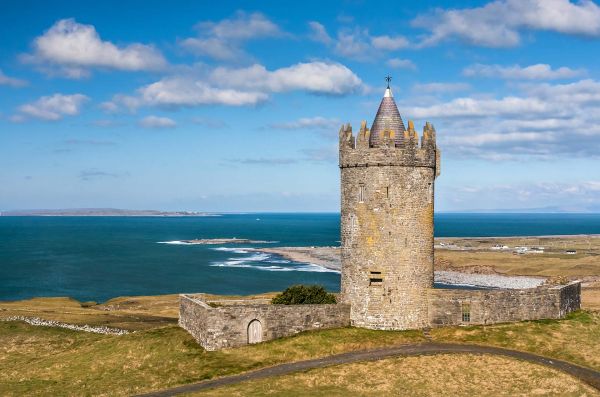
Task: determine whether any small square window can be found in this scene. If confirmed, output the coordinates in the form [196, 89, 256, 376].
[369, 271, 382, 286]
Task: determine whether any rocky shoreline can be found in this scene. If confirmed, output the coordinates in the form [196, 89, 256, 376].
[250, 246, 548, 289]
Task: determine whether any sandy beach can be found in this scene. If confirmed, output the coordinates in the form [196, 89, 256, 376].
[250, 235, 600, 289]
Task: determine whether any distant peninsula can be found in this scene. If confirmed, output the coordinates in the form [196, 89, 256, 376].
[0, 208, 219, 217]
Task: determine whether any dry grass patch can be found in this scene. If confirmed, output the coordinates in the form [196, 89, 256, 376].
[430, 311, 600, 371]
[190, 354, 599, 397]
[436, 236, 600, 278]
[0, 321, 424, 397]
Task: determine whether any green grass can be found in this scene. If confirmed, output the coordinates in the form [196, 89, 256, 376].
[429, 310, 600, 371]
[188, 354, 599, 397]
[2, 295, 600, 396]
[0, 321, 424, 397]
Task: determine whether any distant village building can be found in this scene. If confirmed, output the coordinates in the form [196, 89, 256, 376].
[179, 80, 581, 350]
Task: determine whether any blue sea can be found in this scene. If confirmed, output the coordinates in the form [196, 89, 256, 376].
[1, 213, 599, 302]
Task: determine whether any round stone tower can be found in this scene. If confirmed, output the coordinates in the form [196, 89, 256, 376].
[338, 82, 440, 330]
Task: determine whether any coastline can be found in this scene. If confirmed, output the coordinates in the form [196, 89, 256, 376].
[249, 234, 600, 289]
[249, 247, 549, 289]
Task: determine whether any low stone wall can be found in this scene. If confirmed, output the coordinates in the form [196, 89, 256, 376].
[179, 294, 351, 351]
[428, 281, 581, 327]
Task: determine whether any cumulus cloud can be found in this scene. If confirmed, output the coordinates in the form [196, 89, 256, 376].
[211, 62, 363, 95]
[335, 29, 410, 60]
[308, 23, 409, 60]
[180, 11, 282, 60]
[139, 115, 177, 129]
[103, 61, 362, 111]
[23, 18, 166, 78]
[0, 69, 27, 87]
[413, 0, 600, 48]
[371, 35, 410, 50]
[15, 93, 89, 121]
[308, 21, 333, 44]
[386, 58, 417, 70]
[463, 63, 585, 80]
[402, 79, 600, 160]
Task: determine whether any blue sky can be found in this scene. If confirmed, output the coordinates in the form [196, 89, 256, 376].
[1, 0, 600, 212]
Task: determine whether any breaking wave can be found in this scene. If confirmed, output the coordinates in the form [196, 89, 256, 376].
[210, 252, 339, 273]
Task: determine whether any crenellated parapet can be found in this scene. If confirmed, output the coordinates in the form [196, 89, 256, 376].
[339, 119, 440, 177]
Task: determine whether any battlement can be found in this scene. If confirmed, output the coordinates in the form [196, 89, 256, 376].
[339, 120, 440, 175]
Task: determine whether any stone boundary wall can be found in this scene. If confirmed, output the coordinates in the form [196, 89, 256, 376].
[428, 281, 581, 327]
[179, 294, 351, 351]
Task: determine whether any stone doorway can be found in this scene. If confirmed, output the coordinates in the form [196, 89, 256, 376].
[247, 319, 262, 344]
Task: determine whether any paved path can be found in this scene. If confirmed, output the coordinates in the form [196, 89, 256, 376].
[135, 342, 600, 396]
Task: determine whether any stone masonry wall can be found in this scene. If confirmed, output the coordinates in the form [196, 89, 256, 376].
[339, 125, 439, 330]
[428, 281, 581, 327]
[179, 294, 351, 351]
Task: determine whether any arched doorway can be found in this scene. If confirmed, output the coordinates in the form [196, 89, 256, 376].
[247, 319, 262, 344]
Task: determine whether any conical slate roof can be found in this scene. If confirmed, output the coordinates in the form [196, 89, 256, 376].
[369, 87, 406, 147]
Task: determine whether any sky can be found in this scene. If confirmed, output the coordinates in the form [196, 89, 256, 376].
[1, 0, 600, 212]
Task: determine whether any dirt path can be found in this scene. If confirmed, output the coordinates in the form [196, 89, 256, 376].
[135, 342, 600, 396]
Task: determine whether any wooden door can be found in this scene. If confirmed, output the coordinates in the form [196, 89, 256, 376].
[247, 319, 262, 344]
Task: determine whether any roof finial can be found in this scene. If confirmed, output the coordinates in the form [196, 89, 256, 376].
[385, 75, 392, 89]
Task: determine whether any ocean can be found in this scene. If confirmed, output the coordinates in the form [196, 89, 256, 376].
[1, 213, 599, 302]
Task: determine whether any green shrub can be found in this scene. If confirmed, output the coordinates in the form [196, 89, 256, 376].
[271, 285, 336, 305]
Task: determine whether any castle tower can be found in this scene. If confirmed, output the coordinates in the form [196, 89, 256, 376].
[339, 80, 440, 330]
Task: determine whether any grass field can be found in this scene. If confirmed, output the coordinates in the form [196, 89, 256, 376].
[189, 354, 599, 397]
[436, 236, 600, 278]
[1, 299, 600, 396]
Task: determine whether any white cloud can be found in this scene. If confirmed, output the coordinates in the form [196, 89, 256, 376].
[309, 24, 409, 60]
[0, 69, 27, 87]
[23, 19, 166, 78]
[308, 21, 333, 44]
[407, 96, 550, 118]
[139, 115, 177, 129]
[445, 181, 600, 212]
[413, 82, 470, 93]
[16, 93, 89, 121]
[401, 79, 600, 160]
[180, 11, 282, 60]
[386, 58, 417, 70]
[413, 0, 600, 48]
[269, 117, 340, 130]
[139, 78, 268, 107]
[371, 35, 409, 50]
[104, 61, 362, 111]
[211, 62, 363, 95]
[464, 63, 585, 80]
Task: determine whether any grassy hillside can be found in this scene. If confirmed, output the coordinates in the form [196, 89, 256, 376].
[190, 354, 598, 397]
[1, 300, 600, 396]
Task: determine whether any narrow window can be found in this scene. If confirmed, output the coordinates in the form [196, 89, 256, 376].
[461, 303, 471, 323]
[369, 271, 382, 286]
[386, 186, 389, 198]
[359, 184, 365, 203]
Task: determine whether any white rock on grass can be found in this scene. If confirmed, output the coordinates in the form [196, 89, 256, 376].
[1, 316, 129, 335]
